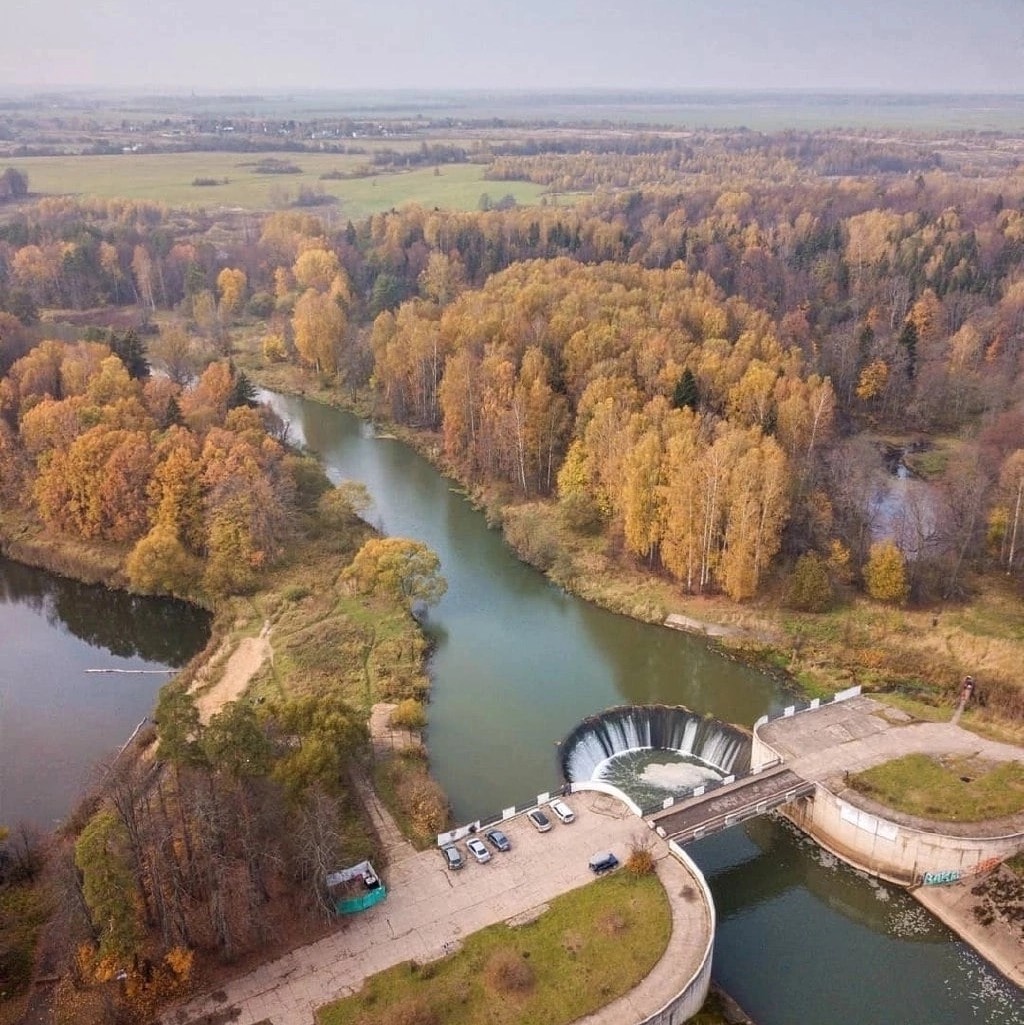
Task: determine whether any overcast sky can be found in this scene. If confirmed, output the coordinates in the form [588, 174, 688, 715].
[2, 0, 1023, 93]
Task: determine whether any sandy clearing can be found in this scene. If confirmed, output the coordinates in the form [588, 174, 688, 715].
[191, 619, 272, 723]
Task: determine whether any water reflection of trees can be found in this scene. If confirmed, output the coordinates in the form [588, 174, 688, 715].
[575, 607, 784, 725]
[0, 558, 210, 666]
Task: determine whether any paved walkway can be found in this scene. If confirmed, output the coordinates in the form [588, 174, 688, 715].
[164, 792, 711, 1025]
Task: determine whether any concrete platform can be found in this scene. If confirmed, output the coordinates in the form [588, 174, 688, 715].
[165, 791, 712, 1025]
[761, 695, 1024, 835]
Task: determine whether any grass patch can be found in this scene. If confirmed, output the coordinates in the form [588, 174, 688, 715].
[849, 753, 1024, 822]
[372, 750, 449, 848]
[316, 871, 670, 1025]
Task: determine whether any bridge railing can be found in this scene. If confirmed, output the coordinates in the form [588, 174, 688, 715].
[645, 755, 785, 818]
[660, 781, 816, 845]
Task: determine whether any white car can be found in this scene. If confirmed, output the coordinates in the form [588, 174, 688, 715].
[549, 798, 575, 824]
[526, 808, 552, 832]
[466, 836, 491, 863]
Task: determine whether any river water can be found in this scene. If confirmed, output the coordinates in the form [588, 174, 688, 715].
[0, 557, 210, 828]
[264, 390, 1024, 1025]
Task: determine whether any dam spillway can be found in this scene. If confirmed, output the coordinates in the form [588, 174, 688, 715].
[560, 705, 752, 812]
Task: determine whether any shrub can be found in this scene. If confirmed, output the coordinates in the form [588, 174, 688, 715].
[503, 507, 560, 570]
[625, 835, 656, 876]
[484, 949, 536, 994]
[390, 699, 427, 730]
[380, 996, 439, 1025]
[247, 291, 276, 318]
[262, 332, 287, 362]
[786, 552, 833, 611]
[559, 491, 605, 535]
[863, 541, 909, 606]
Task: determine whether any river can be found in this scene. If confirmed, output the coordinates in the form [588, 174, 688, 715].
[0, 557, 210, 828]
[264, 390, 1024, 1025]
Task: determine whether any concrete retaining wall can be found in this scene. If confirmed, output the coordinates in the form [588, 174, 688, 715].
[783, 786, 1024, 886]
[635, 841, 715, 1025]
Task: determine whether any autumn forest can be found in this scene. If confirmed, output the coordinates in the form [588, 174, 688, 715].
[3, 110, 1024, 1024]
[4, 130, 1024, 611]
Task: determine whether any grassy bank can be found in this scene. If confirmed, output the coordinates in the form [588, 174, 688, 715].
[849, 754, 1024, 822]
[316, 870, 670, 1025]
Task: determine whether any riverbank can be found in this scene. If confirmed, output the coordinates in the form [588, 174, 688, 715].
[913, 871, 1024, 990]
[242, 364, 1024, 738]
[0, 457, 447, 1025]
[758, 695, 1024, 992]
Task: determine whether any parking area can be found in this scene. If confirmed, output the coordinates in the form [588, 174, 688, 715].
[168, 791, 712, 1025]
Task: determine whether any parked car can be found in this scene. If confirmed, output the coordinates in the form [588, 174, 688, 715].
[441, 843, 464, 870]
[588, 851, 619, 874]
[466, 836, 491, 863]
[526, 808, 552, 832]
[549, 798, 575, 824]
[484, 828, 511, 852]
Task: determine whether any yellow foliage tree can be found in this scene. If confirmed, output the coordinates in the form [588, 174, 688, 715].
[292, 288, 345, 376]
[863, 540, 909, 605]
[343, 537, 447, 610]
[216, 267, 247, 319]
[856, 360, 889, 402]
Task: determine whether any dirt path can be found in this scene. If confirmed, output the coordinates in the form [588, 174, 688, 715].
[190, 620, 272, 723]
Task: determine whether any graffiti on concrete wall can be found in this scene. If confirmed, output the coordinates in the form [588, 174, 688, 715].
[919, 857, 1002, 886]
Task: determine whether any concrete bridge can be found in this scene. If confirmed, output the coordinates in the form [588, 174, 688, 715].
[649, 765, 814, 845]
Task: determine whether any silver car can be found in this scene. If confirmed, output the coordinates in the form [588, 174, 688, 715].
[466, 836, 491, 863]
[526, 808, 552, 832]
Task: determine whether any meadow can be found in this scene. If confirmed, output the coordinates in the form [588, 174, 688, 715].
[4, 152, 552, 215]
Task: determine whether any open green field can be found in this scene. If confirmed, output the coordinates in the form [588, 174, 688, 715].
[316, 870, 671, 1025]
[4, 152, 553, 215]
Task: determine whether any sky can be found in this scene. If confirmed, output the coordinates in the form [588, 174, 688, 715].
[1, 0, 1023, 94]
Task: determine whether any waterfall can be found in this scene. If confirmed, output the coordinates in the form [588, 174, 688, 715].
[560, 705, 752, 785]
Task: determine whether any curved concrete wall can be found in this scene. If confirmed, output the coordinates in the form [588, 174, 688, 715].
[782, 786, 1024, 886]
[752, 691, 1024, 886]
[637, 841, 715, 1025]
[570, 781, 715, 1023]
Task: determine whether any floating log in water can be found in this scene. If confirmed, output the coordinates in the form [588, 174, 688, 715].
[86, 668, 176, 674]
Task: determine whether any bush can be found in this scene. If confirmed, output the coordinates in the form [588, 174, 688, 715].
[785, 552, 833, 612]
[247, 291, 276, 318]
[262, 331, 287, 362]
[625, 836, 656, 876]
[484, 949, 536, 994]
[559, 492, 605, 535]
[503, 507, 560, 570]
[390, 699, 427, 730]
[380, 996, 439, 1025]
